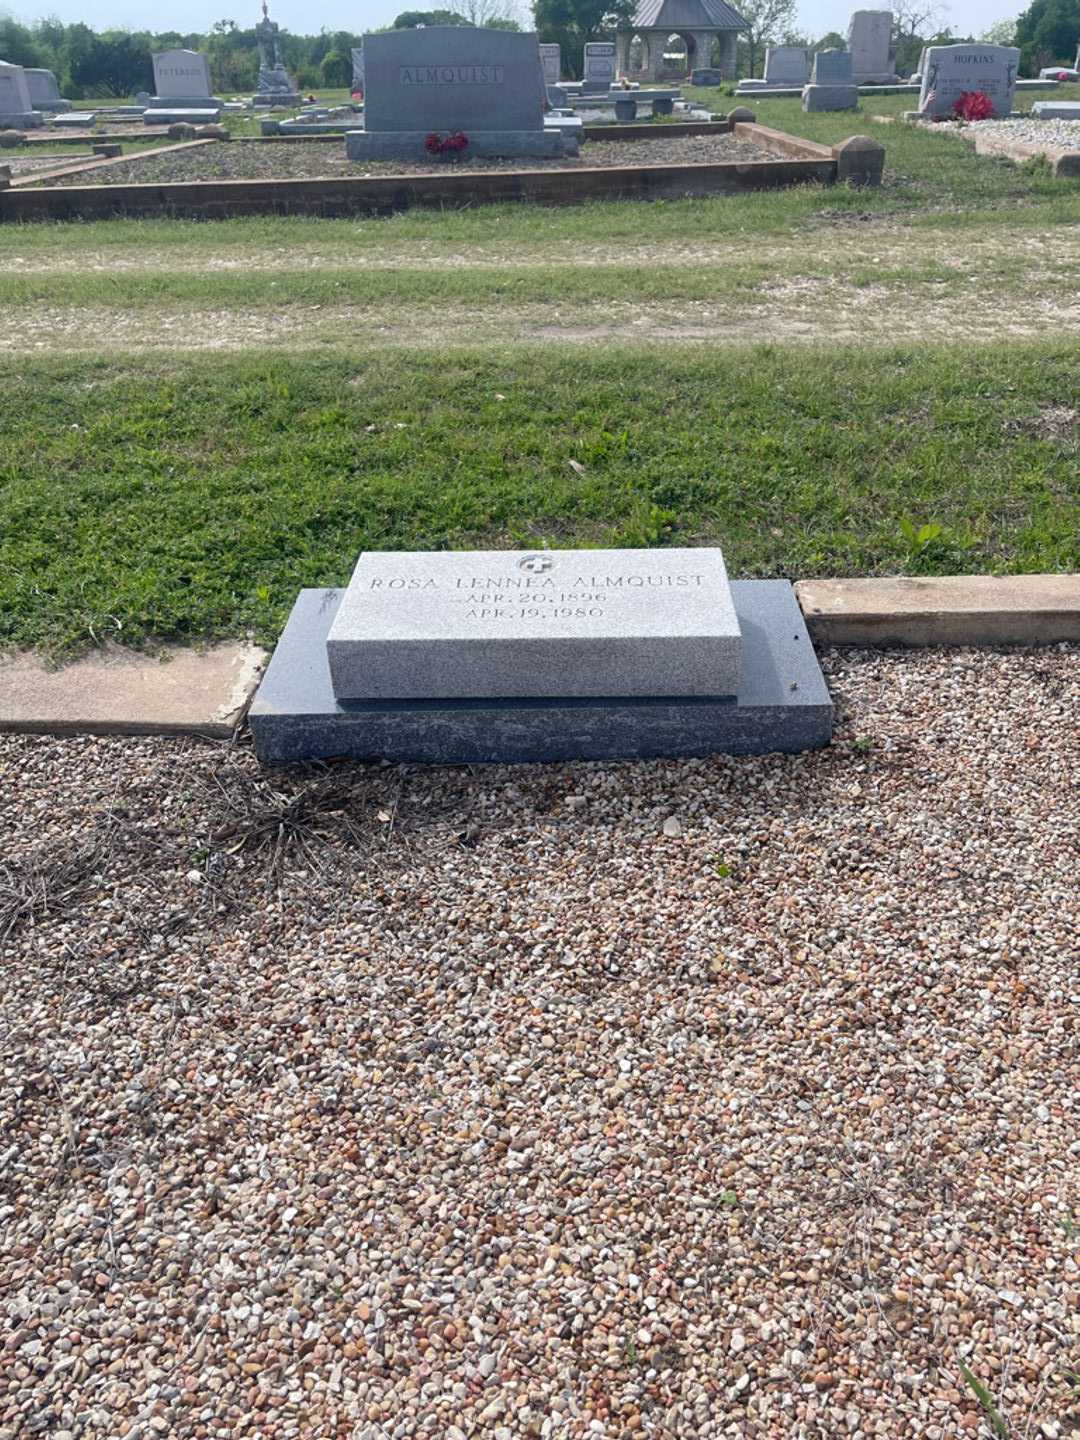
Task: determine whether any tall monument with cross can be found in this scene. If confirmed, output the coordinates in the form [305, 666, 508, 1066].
[253, 0, 301, 106]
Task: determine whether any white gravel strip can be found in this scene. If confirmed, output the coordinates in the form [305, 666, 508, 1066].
[917, 115, 1080, 151]
[1, 646, 1077, 1440]
[970, 117, 1080, 150]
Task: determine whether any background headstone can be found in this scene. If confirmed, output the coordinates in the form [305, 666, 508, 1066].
[24, 68, 70, 111]
[847, 10, 895, 81]
[1030, 99, 1080, 118]
[253, 3, 300, 105]
[803, 82, 858, 109]
[152, 49, 212, 98]
[347, 28, 572, 158]
[811, 48, 854, 83]
[583, 41, 617, 91]
[351, 47, 364, 90]
[0, 59, 41, 125]
[363, 28, 545, 132]
[539, 42, 561, 84]
[763, 45, 810, 84]
[918, 43, 1019, 117]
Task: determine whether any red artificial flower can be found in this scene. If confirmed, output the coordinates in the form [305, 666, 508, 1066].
[424, 130, 469, 156]
[952, 90, 995, 121]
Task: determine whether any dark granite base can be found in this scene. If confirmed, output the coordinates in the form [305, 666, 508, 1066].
[248, 580, 832, 766]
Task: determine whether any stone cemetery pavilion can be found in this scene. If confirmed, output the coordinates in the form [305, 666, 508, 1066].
[615, 0, 749, 82]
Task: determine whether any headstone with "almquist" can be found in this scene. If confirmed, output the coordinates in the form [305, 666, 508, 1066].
[248, 547, 833, 765]
[326, 549, 742, 701]
[345, 27, 575, 159]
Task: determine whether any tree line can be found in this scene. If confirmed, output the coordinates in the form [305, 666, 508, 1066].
[1, 0, 1074, 98]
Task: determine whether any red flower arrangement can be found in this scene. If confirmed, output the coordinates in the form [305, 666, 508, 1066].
[952, 90, 995, 121]
[424, 130, 470, 156]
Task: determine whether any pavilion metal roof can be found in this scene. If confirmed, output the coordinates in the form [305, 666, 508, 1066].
[628, 0, 749, 29]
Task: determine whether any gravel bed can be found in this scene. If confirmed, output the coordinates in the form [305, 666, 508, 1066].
[1, 646, 1077, 1439]
[917, 116, 1080, 151]
[2, 152, 86, 178]
[971, 117, 1080, 150]
[38, 134, 786, 187]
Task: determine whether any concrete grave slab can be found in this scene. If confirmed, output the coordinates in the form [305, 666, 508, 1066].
[143, 108, 222, 125]
[326, 549, 742, 702]
[249, 581, 832, 766]
[1031, 99, 1080, 118]
[0, 642, 266, 738]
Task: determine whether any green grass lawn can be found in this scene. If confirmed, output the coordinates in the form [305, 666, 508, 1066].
[2, 345, 1076, 656]
[2, 90, 1078, 657]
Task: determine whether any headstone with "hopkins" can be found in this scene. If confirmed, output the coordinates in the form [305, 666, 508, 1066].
[918, 43, 1020, 116]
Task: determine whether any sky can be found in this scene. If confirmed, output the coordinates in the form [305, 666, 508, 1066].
[2, 0, 1022, 47]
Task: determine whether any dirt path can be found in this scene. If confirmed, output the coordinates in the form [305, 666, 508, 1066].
[3, 222, 1077, 275]
[2, 222, 1077, 352]
[4, 286, 1079, 353]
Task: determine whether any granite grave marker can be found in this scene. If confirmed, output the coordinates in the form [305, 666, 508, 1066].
[763, 44, 810, 84]
[918, 43, 1019, 117]
[539, 42, 561, 84]
[345, 27, 575, 159]
[0, 60, 42, 127]
[811, 48, 854, 82]
[847, 10, 894, 82]
[583, 41, 617, 91]
[803, 47, 857, 108]
[152, 49, 213, 100]
[24, 68, 71, 112]
[253, 1, 301, 106]
[249, 548, 834, 765]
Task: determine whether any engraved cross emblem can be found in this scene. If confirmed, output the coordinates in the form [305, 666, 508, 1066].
[517, 555, 553, 573]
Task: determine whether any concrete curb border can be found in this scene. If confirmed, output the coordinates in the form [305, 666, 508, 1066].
[795, 574, 1080, 646]
[0, 642, 267, 740]
[0, 577, 1075, 739]
[1, 122, 857, 223]
[9, 137, 214, 189]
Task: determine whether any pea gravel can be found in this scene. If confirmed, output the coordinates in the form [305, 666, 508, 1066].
[1, 645, 1077, 1440]
[968, 117, 1080, 151]
[37, 134, 788, 187]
